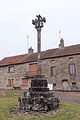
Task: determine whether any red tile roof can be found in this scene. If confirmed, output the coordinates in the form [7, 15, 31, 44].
[41, 44, 80, 59]
[0, 54, 27, 66]
[0, 44, 80, 66]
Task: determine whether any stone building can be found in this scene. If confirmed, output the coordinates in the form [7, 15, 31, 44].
[0, 40, 80, 91]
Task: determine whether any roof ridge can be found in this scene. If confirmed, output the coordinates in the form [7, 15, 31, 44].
[0, 43, 80, 66]
[4, 53, 28, 58]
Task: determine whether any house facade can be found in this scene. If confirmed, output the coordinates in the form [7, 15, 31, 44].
[0, 40, 80, 91]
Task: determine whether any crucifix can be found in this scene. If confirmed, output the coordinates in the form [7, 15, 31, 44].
[32, 14, 46, 75]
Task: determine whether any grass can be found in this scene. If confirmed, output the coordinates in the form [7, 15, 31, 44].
[0, 91, 80, 120]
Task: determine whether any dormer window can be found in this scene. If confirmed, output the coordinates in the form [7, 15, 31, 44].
[8, 66, 15, 73]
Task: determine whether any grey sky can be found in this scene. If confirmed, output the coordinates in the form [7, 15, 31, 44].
[0, 0, 80, 60]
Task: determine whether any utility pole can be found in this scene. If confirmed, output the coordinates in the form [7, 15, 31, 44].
[32, 14, 46, 75]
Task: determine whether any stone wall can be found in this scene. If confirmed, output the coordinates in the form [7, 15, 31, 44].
[0, 63, 28, 89]
[41, 54, 80, 91]
[0, 54, 80, 91]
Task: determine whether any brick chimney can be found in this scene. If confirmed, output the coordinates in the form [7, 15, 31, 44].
[28, 47, 34, 54]
[59, 38, 64, 49]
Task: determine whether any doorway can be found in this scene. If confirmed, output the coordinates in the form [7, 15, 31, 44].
[62, 79, 69, 91]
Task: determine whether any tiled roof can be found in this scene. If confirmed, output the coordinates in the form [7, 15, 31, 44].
[41, 44, 80, 59]
[0, 44, 80, 66]
[0, 54, 27, 66]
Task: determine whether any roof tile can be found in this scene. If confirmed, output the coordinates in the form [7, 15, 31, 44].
[0, 44, 80, 66]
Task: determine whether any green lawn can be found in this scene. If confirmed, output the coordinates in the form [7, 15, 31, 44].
[0, 91, 80, 120]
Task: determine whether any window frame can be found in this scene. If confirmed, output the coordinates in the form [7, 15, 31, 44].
[7, 79, 14, 87]
[51, 66, 57, 77]
[8, 66, 15, 73]
[29, 63, 37, 76]
[51, 59, 55, 63]
[68, 63, 76, 76]
[21, 78, 28, 86]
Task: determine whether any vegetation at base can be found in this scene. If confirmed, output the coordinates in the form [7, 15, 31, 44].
[0, 91, 80, 120]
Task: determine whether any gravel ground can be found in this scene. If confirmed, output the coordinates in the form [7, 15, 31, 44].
[54, 91, 80, 103]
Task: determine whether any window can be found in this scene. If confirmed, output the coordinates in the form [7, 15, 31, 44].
[51, 66, 57, 77]
[21, 78, 28, 86]
[72, 82, 77, 89]
[69, 57, 73, 61]
[7, 79, 14, 87]
[29, 63, 37, 76]
[68, 63, 76, 75]
[51, 60, 55, 63]
[53, 83, 56, 90]
[8, 66, 15, 73]
[72, 82, 76, 87]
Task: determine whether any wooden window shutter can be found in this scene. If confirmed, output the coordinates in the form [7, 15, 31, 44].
[29, 63, 37, 76]
[22, 78, 28, 86]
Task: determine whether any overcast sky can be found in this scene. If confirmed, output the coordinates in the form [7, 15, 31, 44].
[0, 0, 80, 60]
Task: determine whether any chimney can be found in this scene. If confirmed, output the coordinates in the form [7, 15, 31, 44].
[59, 38, 64, 49]
[28, 47, 34, 54]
